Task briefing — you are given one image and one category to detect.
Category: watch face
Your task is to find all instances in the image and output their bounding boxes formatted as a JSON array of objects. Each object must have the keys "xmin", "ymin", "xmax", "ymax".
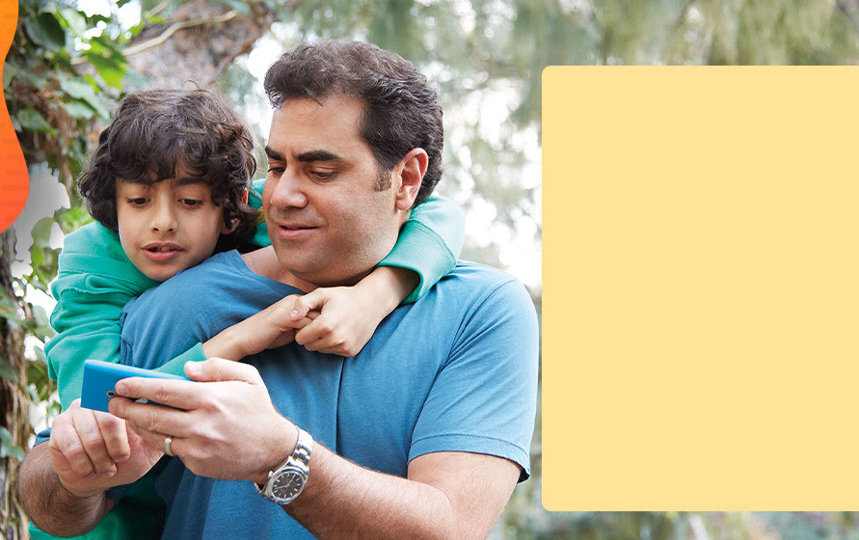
[{"xmin": 271, "ymin": 466, "xmax": 307, "ymax": 502}]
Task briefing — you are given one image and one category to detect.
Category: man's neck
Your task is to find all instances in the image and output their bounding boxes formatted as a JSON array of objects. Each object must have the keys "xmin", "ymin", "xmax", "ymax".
[
  {"xmin": 241, "ymin": 247, "xmax": 313, "ymax": 291},
  {"xmin": 241, "ymin": 246, "xmax": 371, "ymax": 291}
]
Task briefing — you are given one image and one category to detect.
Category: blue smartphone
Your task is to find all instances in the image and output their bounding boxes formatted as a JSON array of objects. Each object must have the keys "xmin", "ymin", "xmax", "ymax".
[{"xmin": 81, "ymin": 360, "xmax": 189, "ymax": 413}]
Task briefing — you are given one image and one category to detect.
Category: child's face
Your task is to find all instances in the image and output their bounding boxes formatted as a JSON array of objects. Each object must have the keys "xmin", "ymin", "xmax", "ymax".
[{"xmin": 116, "ymin": 175, "xmax": 231, "ymax": 282}]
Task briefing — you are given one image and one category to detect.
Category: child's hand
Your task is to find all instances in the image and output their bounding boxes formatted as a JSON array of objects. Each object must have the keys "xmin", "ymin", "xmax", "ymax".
[
  {"xmin": 204, "ymin": 267, "xmax": 416, "ymax": 360},
  {"xmin": 289, "ymin": 283, "xmax": 396, "ymax": 357},
  {"xmin": 287, "ymin": 266, "xmax": 417, "ymax": 357},
  {"xmin": 205, "ymin": 295, "xmax": 317, "ymax": 361}
]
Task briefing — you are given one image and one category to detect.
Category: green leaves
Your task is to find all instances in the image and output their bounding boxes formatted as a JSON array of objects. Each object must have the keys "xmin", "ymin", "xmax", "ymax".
[
  {"xmin": 57, "ymin": 207, "xmax": 93, "ymax": 234},
  {"xmin": 55, "ymin": 8, "xmax": 88, "ymax": 39},
  {"xmin": 0, "ymin": 295, "xmax": 24, "ymax": 329},
  {"xmin": 2, "ymin": 62, "xmax": 21, "ymax": 88},
  {"xmin": 12, "ymin": 108, "xmax": 54, "ymax": 134},
  {"xmin": 63, "ymin": 100, "xmax": 97, "ymax": 120},
  {"xmin": 0, "ymin": 428, "xmax": 25, "ymax": 461},
  {"xmin": 0, "ymin": 356, "xmax": 18, "ymax": 382},
  {"xmin": 28, "ymin": 217, "xmax": 60, "ymax": 294},
  {"xmin": 58, "ymin": 75, "xmax": 112, "ymax": 121},
  {"xmin": 84, "ymin": 36, "xmax": 128, "ymax": 90},
  {"xmin": 24, "ymin": 11, "xmax": 66, "ymax": 49}
]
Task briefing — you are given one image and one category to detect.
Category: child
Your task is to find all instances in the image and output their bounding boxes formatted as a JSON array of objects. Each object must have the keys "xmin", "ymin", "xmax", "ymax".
[{"xmin": 34, "ymin": 89, "xmax": 463, "ymax": 539}]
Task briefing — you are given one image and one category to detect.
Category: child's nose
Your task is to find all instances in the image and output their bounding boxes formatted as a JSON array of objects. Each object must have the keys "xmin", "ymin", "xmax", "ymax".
[{"xmin": 151, "ymin": 204, "xmax": 177, "ymax": 233}]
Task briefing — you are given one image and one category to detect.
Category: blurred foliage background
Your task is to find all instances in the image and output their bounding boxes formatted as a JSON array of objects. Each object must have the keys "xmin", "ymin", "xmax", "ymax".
[{"xmin": 3, "ymin": 0, "xmax": 859, "ymax": 538}]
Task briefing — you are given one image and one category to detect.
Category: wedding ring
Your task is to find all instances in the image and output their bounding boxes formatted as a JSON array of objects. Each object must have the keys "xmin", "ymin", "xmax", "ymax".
[{"xmin": 164, "ymin": 435, "xmax": 175, "ymax": 456}]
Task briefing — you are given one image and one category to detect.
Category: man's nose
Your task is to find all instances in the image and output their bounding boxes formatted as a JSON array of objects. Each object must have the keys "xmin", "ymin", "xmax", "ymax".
[
  {"xmin": 151, "ymin": 201, "xmax": 177, "ymax": 233},
  {"xmin": 269, "ymin": 172, "xmax": 309, "ymax": 209}
]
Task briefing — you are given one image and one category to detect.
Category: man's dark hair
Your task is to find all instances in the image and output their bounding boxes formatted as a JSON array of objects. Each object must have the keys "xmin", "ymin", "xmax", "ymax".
[
  {"xmin": 78, "ymin": 89, "xmax": 258, "ymax": 248},
  {"xmin": 263, "ymin": 40, "xmax": 443, "ymax": 206}
]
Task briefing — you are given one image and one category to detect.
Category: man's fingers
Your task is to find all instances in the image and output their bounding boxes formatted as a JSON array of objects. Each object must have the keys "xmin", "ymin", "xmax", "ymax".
[
  {"xmin": 113, "ymin": 377, "xmax": 205, "ymax": 410},
  {"xmin": 125, "ymin": 422, "xmax": 169, "ymax": 456},
  {"xmin": 94, "ymin": 412, "xmax": 131, "ymax": 463},
  {"xmin": 49, "ymin": 419, "xmax": 96, "ymax": 479},
  {"xmin": 72, "ymin": 409, "xmax": 118, "ymax": 477},
  {"xmin": 183, "ymin": 357, "xmax": 264, "ymax": 385},
  {"xmin": 108, "ymin": 397, "xmax": 191, "ymax": 439}
]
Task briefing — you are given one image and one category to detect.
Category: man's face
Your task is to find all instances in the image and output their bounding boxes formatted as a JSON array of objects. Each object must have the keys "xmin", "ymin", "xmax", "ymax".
[
  {"xmin": 116, "ymin": 174, "xmax": 230, "ymax": 282},
  {"xmin": 262, "ymin": 94, "xmax": 403, "ymax": 287}
]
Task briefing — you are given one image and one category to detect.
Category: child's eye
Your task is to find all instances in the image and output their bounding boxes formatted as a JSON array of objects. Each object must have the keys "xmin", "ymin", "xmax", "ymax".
[
  {"xmin": 180, "ymin": 199, "xmax": 204, "ymax": 207},
  {"xmin": 127, "ymin": 198, "xmax": 148, "ymax": 207}
]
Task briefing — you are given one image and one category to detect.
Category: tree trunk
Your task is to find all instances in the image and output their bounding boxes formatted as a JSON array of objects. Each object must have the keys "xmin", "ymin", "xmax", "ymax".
[
  {"xmin": 125, "ymin": 0, "xmax": 284, "ymax": 89},
  {"xmin": 0, "ymin": 230, "xmax": 32, "ymax": 540}
]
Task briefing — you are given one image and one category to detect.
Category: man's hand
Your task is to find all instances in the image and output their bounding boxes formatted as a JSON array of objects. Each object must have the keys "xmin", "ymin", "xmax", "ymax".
[
  {"xmin": 108, "ymin": 358, "xmax": 295, "ymax": 485},
  {"xmin": 48, "ymin": 399, "xmax": 162, "ymax": 498}
]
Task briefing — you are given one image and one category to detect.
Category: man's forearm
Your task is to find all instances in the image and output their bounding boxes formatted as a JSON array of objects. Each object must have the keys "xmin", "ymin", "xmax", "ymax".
[
  {"xmin": 107, "ymin": 359, "xmax": 519, "ymax": 539},
  {"xmin": 18, "ymin": 444, "xmax": 111, "ymax": 537},
  {"xmin": 286, "ymin": 445, "xmax": 458, "ymax": 540}
]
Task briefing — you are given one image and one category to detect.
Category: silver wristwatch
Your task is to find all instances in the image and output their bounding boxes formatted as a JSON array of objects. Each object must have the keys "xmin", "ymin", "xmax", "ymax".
[{"xmin": 257, "ymin": 427, "xmax": 313, "ymax": 506}]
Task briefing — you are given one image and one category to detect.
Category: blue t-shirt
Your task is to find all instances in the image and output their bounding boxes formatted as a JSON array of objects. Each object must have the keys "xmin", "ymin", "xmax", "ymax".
[{"xmin": 120, "ymin": 250, "xmax": 538, "ymax": 539}]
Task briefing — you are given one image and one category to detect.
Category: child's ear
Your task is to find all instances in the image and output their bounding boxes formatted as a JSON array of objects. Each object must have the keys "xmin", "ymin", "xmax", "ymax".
[
  {"xmin": 221, "ymin": 189, "xmax": 250, "ymax": 234},
  {"xmin": 394, "ymin": 148, "xmax": 427, "ymax": 211}
]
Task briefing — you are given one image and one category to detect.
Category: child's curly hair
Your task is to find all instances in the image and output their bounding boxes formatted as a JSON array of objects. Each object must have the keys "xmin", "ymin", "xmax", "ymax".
[{"xmin": 79, "ymin": 89, "xmax": 259, "ymax": 249}]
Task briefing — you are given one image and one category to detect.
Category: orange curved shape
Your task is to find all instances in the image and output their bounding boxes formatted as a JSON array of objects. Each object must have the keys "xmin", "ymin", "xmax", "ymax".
[{"xmin": 0, "ymin": 0, "xmax": 28, "ymax": 234}]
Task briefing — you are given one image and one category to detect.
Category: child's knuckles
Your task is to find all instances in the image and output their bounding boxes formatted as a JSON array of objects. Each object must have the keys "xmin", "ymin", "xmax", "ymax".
[
  {"xmin": 317, "ymin": 321, "xmax": 334, "ymax": 335},
  {"xmin": 273, "ymin": 304, "xmax": 292, "ymax": 319}
]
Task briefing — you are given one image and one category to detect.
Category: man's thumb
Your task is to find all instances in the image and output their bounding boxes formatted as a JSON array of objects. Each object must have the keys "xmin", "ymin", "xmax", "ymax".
[{"xmin": 184, "ymin": 358, "xmax": 263, "ymax": 385}]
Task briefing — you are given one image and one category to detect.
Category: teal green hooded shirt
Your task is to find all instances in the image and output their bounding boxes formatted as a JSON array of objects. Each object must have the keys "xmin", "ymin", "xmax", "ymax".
[{"xmin": 46, "ymin": 180, "xmax": 464, "ymax": 410}]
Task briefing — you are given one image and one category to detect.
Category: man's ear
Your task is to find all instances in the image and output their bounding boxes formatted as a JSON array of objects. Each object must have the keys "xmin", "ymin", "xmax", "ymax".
[
  {"xmin": 221, "ymin": 188, "xmax": 250, "ymax": 234},
  {"xmin": 394, "ymin": 148, "xmax": 428, "ymax": 211}
]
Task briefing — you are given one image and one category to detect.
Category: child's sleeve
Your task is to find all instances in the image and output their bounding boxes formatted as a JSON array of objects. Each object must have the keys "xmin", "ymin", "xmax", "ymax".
[
  {"xmin": 247, "ymin": 179, "xmax": 465, "ymax": 304},
  {"xmin": 380, "ymin": 194, "xmax": 465, "ymax": 303},
  {"xmin": 46, "ymin": 223, "xmax": 199, "ymax": 409},
  {"xmin": 247, "ymin": 178, "xmax": 270, "ymax": 248}
]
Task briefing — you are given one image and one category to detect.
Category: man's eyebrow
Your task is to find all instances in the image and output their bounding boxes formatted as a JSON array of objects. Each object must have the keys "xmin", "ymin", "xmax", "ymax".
[
  {"xmin": 265, "ymin": 146, "xmax": 285, "ymax": 161},
  {"xmin": 296, "ymin": 150, "xmax": 344, "ymax": 163},
  {"xmin": 264, "ymin": 146, "xmax": 345, "ymax": 163}
]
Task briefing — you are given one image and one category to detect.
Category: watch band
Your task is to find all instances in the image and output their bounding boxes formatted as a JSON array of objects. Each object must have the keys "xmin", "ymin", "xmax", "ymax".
[
  {"xmin": 290, "ymin": 427, "xmax": 313, "ymax": 468},
  {"xmin": 257, "ymin": 426, "xmax": 313, "ymax": 506}
]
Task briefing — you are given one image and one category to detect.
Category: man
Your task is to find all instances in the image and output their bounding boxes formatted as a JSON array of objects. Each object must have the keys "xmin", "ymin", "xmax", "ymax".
[{"xmin": 19, "ymin": 40, "xmax": 538, "ymax": 538}]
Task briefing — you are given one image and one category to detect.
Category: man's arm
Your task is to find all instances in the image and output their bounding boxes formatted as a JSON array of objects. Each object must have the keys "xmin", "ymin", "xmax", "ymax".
[
  {"xmin": 18, "ymin": 401, "xmax": 163, "ymax": 536},
  {"xmin": 108, "ymin": 358, "xmax": 522, "ymax": 539},
  {"xmin": 290, "ymin": 448, "xmax": 519, "ymax": 539},
  {"xmin": 18, "ymin": 443, "xmax": 111, "ymax": 537}
]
